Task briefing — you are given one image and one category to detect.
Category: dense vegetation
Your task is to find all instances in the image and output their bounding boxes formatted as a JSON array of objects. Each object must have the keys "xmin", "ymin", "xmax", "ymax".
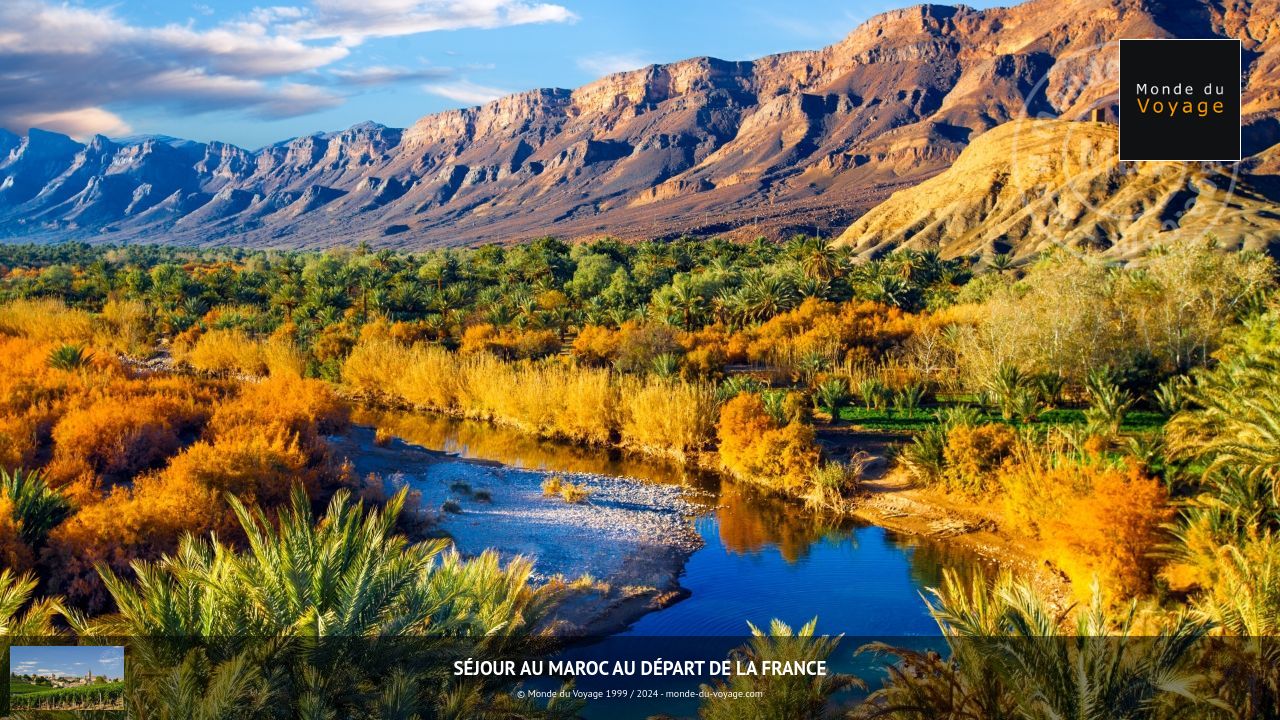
[{"xmin": 0, "ymin": 235, "xmax": 1277, "ymax": 718}]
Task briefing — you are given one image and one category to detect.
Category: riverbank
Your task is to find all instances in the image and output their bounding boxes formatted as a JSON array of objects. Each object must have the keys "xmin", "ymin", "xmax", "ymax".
[
  {"xmin": 816, "ymin": 424, "xmax": 1074, "ymax": 611},
  {"xmin": 328, "ymin": 425, "xmax": 707, "ymax": 636},
  {"xmin": 850, "ymin": 473, "xmax": 1073, "ymax": 612}
]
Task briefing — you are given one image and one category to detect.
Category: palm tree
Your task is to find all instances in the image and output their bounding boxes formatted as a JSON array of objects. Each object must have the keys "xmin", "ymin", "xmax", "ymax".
[
  {"xmin": 700, "ymin": 618, "xmax": 860, "ymax": 720},
  {"xmin": 1167, "ymin": 347, "xmax": 1280, "ymax": 501},
  {"xmin": 857, "ymin": 571, "xmax": 1215, "ymax": 720},
  {"xmin": 988, "ymin": 252, "xmax": 1015, "ymax": 274},
  {"xmin": 1083, "ymin": 367, "xmax": 1136, "ymax": 436},
  {"xmin": 1185, "ymin": 532, "xmax": 1280, "ymax": 719},
  {"xmin": 0, "ymin": 568, "xmax": 63, "ymax": 638},
  {"xmin": 797, "ymin": 236, "xmax": 841, "ymax": 283},
  {"xmin": 47, "ymin": 343, "xmax": 93, "ymax": 371},
  {"xmin": 88, "ymin": 488, "xmax": 568, "ymax": 719},
  {"xmin": 740, "ymin": 272, "xmax": 797, "ymax": 322},
  {"xmin": 0, "ymin": 467, "xmax": 71, "ymax": 547},
  {"xmin": 813, "ymin": 377, "xmax": 849, "ymax": 423}
]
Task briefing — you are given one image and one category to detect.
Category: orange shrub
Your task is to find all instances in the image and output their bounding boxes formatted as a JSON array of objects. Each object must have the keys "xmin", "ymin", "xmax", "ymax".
[
  {"xmin": 0, "ymin": 409, "xmax": 44, "ymax": 471},
  {"xmin": 998, "ymin": 461, "xmax": 1089, "ymax": 539},
  {"xmin": 1043, "ymin": 463, "xmax": 1173, "ymax": 600},
  {"xmin": 46, "ymin": 476, "xmax": 214, "ymax": 612},
  {"xmin": 461, "ymin": 323, "xmax": 560, "ymax": 360},
  {"xmin": 209, "ymin": 376, "xmax": 349, "ymax": 448},
  {"xmin": 942, "ymin": 423, "xmax": 1018, "ymax": 493},
  {"xmin": 737, "ymin": 299, "xmax": 922, "ymax": 370},
  {"xmin": 460, "ymin": 323, "xmax": 501, "ymax": 355},
  {"xmin": 44, "ymin": 376, "xmax": 347, "ymax": 612},
  {"xmin": 717, "ymin": 393, "xmax": 820, "ymax": 493},
  {"xmin": 679, "ymin": 327, "xmax": 732, "ymax": 377},
  {"xmin": 47, "ymin": 396, "xmax": 185, "ymax": 486},
  {"xmin": 512, "ymin": 329, "xmax": 561, "ymax": 359},
  {"xmin": 160, "ymin": 430, "xmax": 313, "ymax": 514}
]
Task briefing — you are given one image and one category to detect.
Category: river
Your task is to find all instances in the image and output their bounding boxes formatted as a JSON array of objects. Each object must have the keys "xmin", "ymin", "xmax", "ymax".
[{"xmin": 350, "ymin": 409, "xmax": 986, "ymax": 717}]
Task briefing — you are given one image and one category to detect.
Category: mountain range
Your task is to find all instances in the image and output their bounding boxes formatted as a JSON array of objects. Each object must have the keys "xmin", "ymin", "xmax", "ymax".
[{"xmin": 1, "ymin": 0, "xmax": 1278, "ymax": 252}]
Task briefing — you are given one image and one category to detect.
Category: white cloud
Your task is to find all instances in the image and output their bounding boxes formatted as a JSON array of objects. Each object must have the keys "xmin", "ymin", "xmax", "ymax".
[
  {"xmin": 8, "ymin": 108, "xmax": 133, "ymax": 139},
  {"xmin": 424, "ymin": 79, "xmax": 509, "ymax": 105},
  {"xmin": 576, "ymin": 52, "xmax": 652, "ymax": 77}
]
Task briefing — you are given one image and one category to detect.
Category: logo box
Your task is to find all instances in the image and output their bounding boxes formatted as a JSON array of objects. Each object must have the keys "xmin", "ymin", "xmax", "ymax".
[{"xmin": 1119, "ymin": 38, "xmax": 1241, "ymax": 162}]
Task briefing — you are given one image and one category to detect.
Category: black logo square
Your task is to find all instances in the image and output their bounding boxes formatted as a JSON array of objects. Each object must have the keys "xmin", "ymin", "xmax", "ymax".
[{"xmin": 1119, "ymin": 38, "xmax": 1241, "ymax": 162}]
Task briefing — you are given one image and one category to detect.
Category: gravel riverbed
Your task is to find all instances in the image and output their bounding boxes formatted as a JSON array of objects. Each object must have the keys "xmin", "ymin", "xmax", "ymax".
[{"xmin": 329, "ymin": 426, "xmax": 705, "ymax": 599}]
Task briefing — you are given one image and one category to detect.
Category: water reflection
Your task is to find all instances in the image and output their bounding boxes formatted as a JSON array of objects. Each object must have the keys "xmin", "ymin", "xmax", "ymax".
[
  {"xmin": 355, "ymin": 408, "xmax": 868, "ymax": 562},
  {"xmin": 353, "ymin": 408, "xmax": 979, "ymax": 577}
]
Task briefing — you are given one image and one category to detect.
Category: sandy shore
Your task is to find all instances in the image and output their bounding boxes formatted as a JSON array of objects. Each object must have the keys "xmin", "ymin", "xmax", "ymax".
[{"xmin": 328, "ymin": 426, "xmax": 706, "ymax": 636}]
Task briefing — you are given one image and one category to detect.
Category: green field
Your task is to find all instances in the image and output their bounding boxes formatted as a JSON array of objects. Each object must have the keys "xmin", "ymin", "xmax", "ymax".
[
  {"xmin": 838, "ymin": 405, "xmax": 1168, "ymax": 433},
  {"xmin": 10, "ymin": 681, "xmax": 125, "ymax": 711}
]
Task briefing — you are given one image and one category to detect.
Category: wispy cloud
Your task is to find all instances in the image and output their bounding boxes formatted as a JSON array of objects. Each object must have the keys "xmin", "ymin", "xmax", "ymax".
[
  {"xmin": 576, "ymin": 52, "xmax": 653, "ymax": 77},
  {"xmin": 423, "ymin": 79, "xmax": 510, "ymax": 105},
  {"xmin": 330, "ymin": 64, "xmax": 456, "ymax": 87},
  {"xmin": 282, "ymin": 0, "xmax": 578, "ymax": 46}
]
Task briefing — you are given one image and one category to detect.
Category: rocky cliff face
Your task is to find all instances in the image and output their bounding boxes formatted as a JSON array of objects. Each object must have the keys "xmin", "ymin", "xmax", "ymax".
[
  {"xmin": 1, "ymin": 0, "xmax": 1277, "ymax": 249},
  {"xmin": 834, "ymin": 119, "xmax": 1280, "ymax": 259}
]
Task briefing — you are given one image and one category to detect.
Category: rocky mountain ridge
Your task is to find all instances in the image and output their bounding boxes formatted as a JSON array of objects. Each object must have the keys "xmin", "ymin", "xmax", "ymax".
[{"xmin": 1, "ymin": 0, "xmax": 1277, "ymax": 249}]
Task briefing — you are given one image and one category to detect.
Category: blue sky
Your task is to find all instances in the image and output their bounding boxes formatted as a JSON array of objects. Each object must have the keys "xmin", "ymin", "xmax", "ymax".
[
  {"xmin": 9, "ymin": 646, "xmax": 125, "ymax": 680},
  {"xmin": 0, "ymin": 0, "xmax": 1005, "ymax": 148}
]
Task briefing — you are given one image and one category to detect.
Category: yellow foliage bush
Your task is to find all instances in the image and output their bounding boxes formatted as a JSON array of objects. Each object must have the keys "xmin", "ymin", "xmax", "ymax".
[
  {"xmin": 998, "ymin": 461, "xmax": 1090, "ymax": 539},
  {"xmin": 180, "ymin": 327, "xmax": 265, "ymax": 375},
  {"xmin": 209, "ymin": 376, "xmax": 349, "ymax": 460},
  {"xmin": 97, "ymin": 299, "xmax": 151, "ymax": 355},
  {"xmin": 161, "ymin": 429, "xmax": 314, "ymax": 512},
  {"xmin": 571, "ymin": 325, "xmax": 620, "ymax": 366},
  {"xmin": 942, "ymin": 423, "xmax": 1018, "ymax": 493},
  {"xmin": 461, "ymin": 323, "xmax": 560, "ymax": 360},
  {"xmin": 260, "ymin": 336, "xmax": 307, "ymax": 378},
  {"xmin": 0, "ymin": 299, "xmax": 94, "ymax": 343},
  {"xmin": 343, "ymin": 335, "xmax": 717, "ymax": 455},
  {"xmin": 178, "ymin": 328, "xmax": 305, "ymax": 378},
  {"xmin": 739, "ymin": 299, "xmax": 922, "ymax": 370}
]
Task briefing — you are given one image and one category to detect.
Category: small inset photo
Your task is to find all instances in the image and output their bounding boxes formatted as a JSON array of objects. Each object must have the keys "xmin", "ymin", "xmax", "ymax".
[{"xmin": 8, "ymin": 646, "xmax": 124, "ymax": 716}]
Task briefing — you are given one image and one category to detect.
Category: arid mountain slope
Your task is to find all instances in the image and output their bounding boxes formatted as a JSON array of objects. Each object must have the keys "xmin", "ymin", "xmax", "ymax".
[
  {"xmin": 1, "ymin": 0, "xmax": 1278, "ymax": 249},
  {"xmin": 834, "ymin": 119, "xmax": 1280, "ymax": 259}
]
